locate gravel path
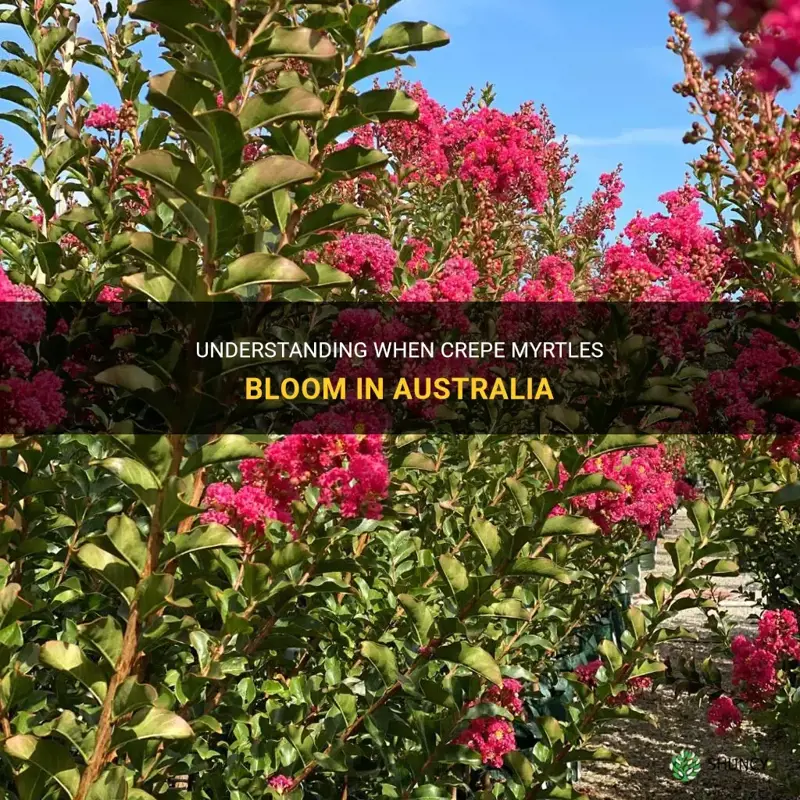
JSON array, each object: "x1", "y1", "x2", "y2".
[{"x1": 575, "y1": 511, "x2": 799, "y2": 800}]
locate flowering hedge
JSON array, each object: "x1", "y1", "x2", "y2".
[{"x1": 2, "y1": 1, "x2": 800, "y2": 800}]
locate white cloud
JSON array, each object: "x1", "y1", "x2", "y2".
[{"x1": 567, "y1": 128, "x2": 687, "y2": 148}]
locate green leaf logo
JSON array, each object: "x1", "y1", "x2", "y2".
[{"x1": 670, "y1": 750, "x2": 702, "y2": 783}]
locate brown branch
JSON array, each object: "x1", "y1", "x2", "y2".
[{"x1": 74, "y1": 436, "x2": 186, "y2": 800}]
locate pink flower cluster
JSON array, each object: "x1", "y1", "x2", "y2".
[
  {"x1": 697, "y1": 328, "x2": 800, "y2": 435},
  {"x1": 200, "y1": 408, "x2": 390, "y2": 541},
  {"x1": 267, "y1": 774, "x2": 294, "y2": 794},
  {"x1": 707, "y1": 695, "x2": 743, "y2": 735},
  {"x1": 200, "y1": 483, "x2": 292, "y2": 540},
  {"x1": 575, "y1": 659, "x2": 604, "y2": 688},
  {"x1": 594, "y1": 186, "x2": 731, "y2": 301},
  {"x1": 553, "y1": 443, "x2": 682, "y2": 539},
  {"x1": 442, "y1": 104, "x2": 551, "y2": 211},
  {"x1": 728, "y1": 609, "x2": 800, "y2": 709},
  {"x1": 372, "y1": 81, "x2": 450, "y2": 185},
  {"x1": 399, "y1": 256, "x2": 480, "y2": 306},
  {"x1": 452, "y1": 717, "x2": 516, "y2": 768},
  {"x1": 323, "y1": 234, "x2": 398, "y2": 292},
  {"x1": 675, "y1": 1, "x2": 800, "y2": 91},
  {"x1": 85, "y1": 104, "x2": 120, "y2": 132},
  {"x1": 453, "y1": 680, "x2": 527, "y2": 767},
  {"x1": 0, "y1": 270, "x2": 65, "y2": 433},
  {"x1": 503, "y1": 256, "x2": 576, "y2": 303},
  {"x1": 568, "y1": 168, "x2": 625, "y2": 247},
  {"x1": 477, "y1": 678, "x2": 525, "y2": 717},
  {"x1": 349, "y1": 79, "x2": 559, "y2": 213}
]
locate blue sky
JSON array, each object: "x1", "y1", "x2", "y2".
[
  {"x1": 0, "y1": 1, "x2": 776, "y2": 223},
  {"x1": 385, "y1": 0, "x2": 705, "y2": 220}
]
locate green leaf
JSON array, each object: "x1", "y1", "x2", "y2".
[
  {"x1": 598, "y1": 639, "x2": 623, "y2": 672},
  {"x1": 187, "y1": 24, "x2": 242, "y2": 103},
  {"x1": 78, "y1": 617, "x2": 123, "y2": 669},
  {"x1": 195, "y1": 109, "x2": 246, "y2": 179},
  {"x1": 565, "y1": 747, "x2": 626, "y2": 765},
  {"x1": 87, "y1": 767, "x2": 128, "y2": 800},
  {"x1": 366, "y1": 21, "x2": 450, "y2": 56},
  {"x1": 530, "y1": 440, "x2": 558, "y2": 484},
  {"x1": 664, "y1": 532, "x2": 694, "y2": 576},
  {"x1": 95, "y1": 365, "x2": 165, "y2": 395},
  {"x1": 0, "y1": 210, "x2": 38, "y2": 235},
  {"x1": 626, "y1": 606, "x2": 647, "y2": 639},
  {"x1": 76, "y1": 544, "x2": 138, "y2": 604},
  {"x1": 345, "y1": 53, "x2": 416, "y2": 87},
  {"x1": 228, "y1": 156, "x2": 317, "y2": 206},
  {"x1": 215, "y1": 254, "x2": 310, "y2": 293},
  {"x1": 508, "y1": 557, "x2": 572, "y2": 584},
  {"x1": 207, "y1": 195, "x2": 245, "y2": 260},
  {"x1": 301, "y1": 262, "x2": 354, "y2": 288},
  {"x1": 147, "y1": 69, "x2": 215, "y2": 132},
  {"x1": 772, "y1": 482, "x2": 800, "y2": 507},
  {"x1": 437, "y1": 554, "x2": 469, "y2": 594},
  {"x1": 321, "y1": 145, "x2": 388, "y2": 175},
  {"x1": 506, "y1": 750, "x2": 534, "y2": 786},
  {"x1": 0, "y1": 583, "x2": 28, "y2": 628},
  {"x1": 181, "y1": 435, "x2": 266, "y2": 476},
  {"x1": 141, "y1": 116, "x2": 171, "y2": 150},
  {"x1": 539, "y1": 716, "x2": 565, "y2": 745},
  {"x1": 113, "y1": 677, "x2": 158, "y2": 719},
  {"x1": 162, "y1": 524, "x2": 242, "y2": 563},
  {"x1": 36, "y1": 26, "x2": 73, "y2": 67},
  {"x1": 505, "y1": 478, "x2": 531, "y2": 522},
  {"x1": 438, "y1": 744, "x2": 482, "y2": 767},
  {"x1": 693, "y1": 559, "x2": 739, "y2": 577},
  {"x1": 12, "y1": 165, "x2": 54, "y2": 218},
  {"x1": 40, "y1": 641, "x2": 108, "y2": 703},
  {"x1": 360, "y1": 641, "x2": 398, "y2": 687},
  {"x1": 638, "y1": 386, "x2": 697, "y2": 413},
  {"x1": 437, "y1": 642, "x2": 502, "y2": 686},
  {"x1": 50, "y1": 711, "x2": 94, "y2": 764},
  {"x1": 94, "y1": 458, "x2": 161, "y2": 511},
  {"x1": 565, "y1": 472, "x2": 623, "y2": 497},
  {"x1": 130, "y1": 0, "x2": 208, "y2": 42},
  {"x1": 297, "y1": 203, "x2": 368, "y2": 237},
  {"x1": 397, "y1": 593, "x2": 434, "y2": 641},
  {"x1": 137, "y1": 573, "x2": 177, "y2": 618},
  {"x1": 471, "y1": 518, "x2": 500, "y2": 558},
  {"x1": 106, "y1": 514, "x2": 147, "y2": 575},
  {"x1": 123, "y1": 273, "x2": 193, "y2": 304},
  {"x1": 45, "y1": 139, "x2": 87, "y2": 181},
  {"x1": 630, "y1": 660, "x2": 666, "y2": 678},
  {"x1": 541, "y1": 515, "x2": 600, "y2": 536},
  {"x1": 1, "y1": 113, "x2": 44, "y2": 152},
  {"x1": 477, "y1": 599, "x2": 529, "y2": 620},
  {"x1": 125, "y1": 231, "x2": 199, "y2": 300},
  {"x1": 112, "y1": 707, "x2": 193, "y2": 748},
  {"x1": 127, "y1": 150, "x2": 209, "y2": 237},
  {"x1": 248, "y1": 26, "x2": 337, "y2": 61},
  {"x1": 356, "y1": 89, "x2": 418, "y2": 121},
  {"x1": 402, "y1": 452, "x2": 438, "y2": 471},
  {"x1": 0, "y1": 85, "x2": 37, "y2": 112},
  {"x1": 270, "y1": 542, "x2": 311, "y2": 574},
  {"x1": 239, "y1": 87, "x2": 324, "y2": 132},
  {"x1": 591, "y1": 434, "x2": 659, "y2": 456},
  {"x1": 4, "y1": 736, "x2": 81, "y2": 799}
]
